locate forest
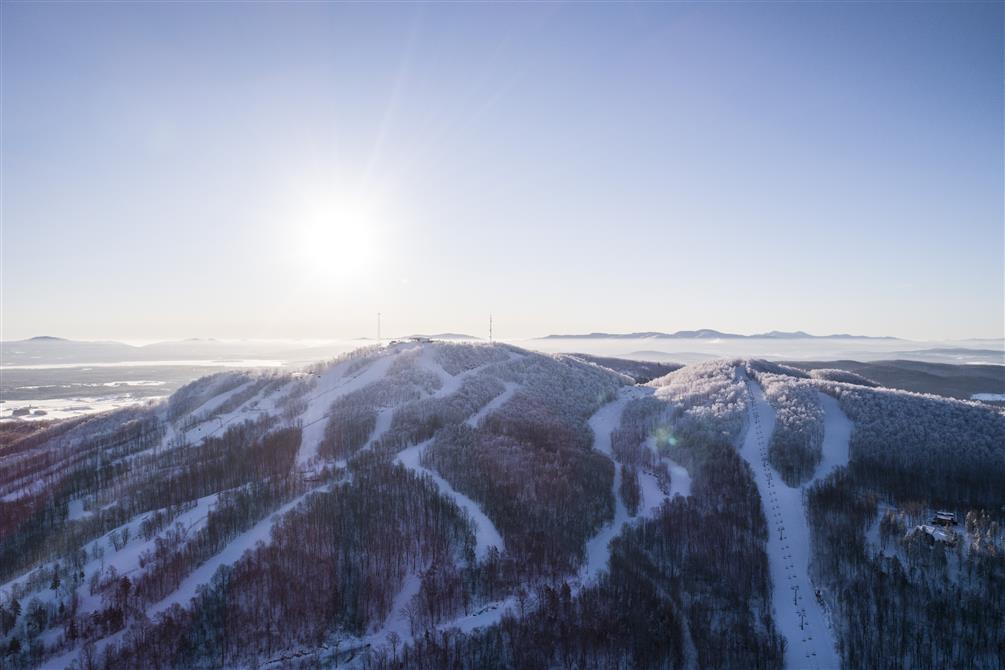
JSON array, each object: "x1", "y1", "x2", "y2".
[{"x1": 0, "y1": 343, "x2": 1002, "y2": 670}]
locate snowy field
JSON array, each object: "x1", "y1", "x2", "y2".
[{"x1": 0, "y1": 394, "x2": 168, "y2": 421}]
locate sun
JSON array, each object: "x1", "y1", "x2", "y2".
[{"x1": 292, "y1": 193, "x2": 382, "y2": 284}]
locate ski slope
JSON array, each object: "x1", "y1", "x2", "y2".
[
  {"x1": 147, "y1": 488, "x2": 320, "y2": 617},
  {"x1": 465, "y1": 382, "x2": 520, "y2": 428},
  {"x1": 373, "y1": 571, "x2": 423, "y2": 642},
  {"x1": 181, "y1": 380, "x2": 278, "y2": 445},
  {"x1": 296, "y1": 351, "x2": 404, "y2": 466},
  {"x1": 815, "y1": 391, "x2": 852, "y2": 479},
  {"x1": 438, "y1": 594, "x2": 519, "y2": 633},
  {"x1": 396, "y1": 440, "x2": 504, "y2": 560},
  {"x1": 579, "y1": 387, "x2": 693, "y2": 586},
  {"x1": 642, "y1": 433, "x2": 692, "y2": 502},
  {"x1": 738, "y1": 373, "x2": 850, "y2": 670},
  {"x1": 362, "y1": 407, "x2": 395, "y2": 452},
  {"x1": 578, "y1": 392, "x2": 633, "y2": 585}
]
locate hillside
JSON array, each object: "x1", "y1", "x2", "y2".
[
  {"x1": 1, "y1": 344, "x2": 1002, "y2": 669},
  {"x1": 782, "y1": 359, "x2": 1005, "y2": 401}
]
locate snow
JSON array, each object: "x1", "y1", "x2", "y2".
[
  {"x1": 816, "y1": 391, "x2": 852, "y2": 477},
  {"x1": 147, "y1": 489, "x2": 319, "y2": 618},
  {"x1": 45, "y1": 629, "x2": 128, "y2": 670},
  {"x1": 1, "y1": 395, "x2": 167, "y2": 422},
  {"x1": 1, "y1": 478, "x2": 47, "y2": 502},
  {"x1": 465, "y1": 382, "x2": 519, "y2": 428},
  {"x1": 438, "y1": 595, "x2": 518, "y2": 633},
  {"x1": 388, "y1": 357, "x2": 522, "y2": 561},
  {"x1": 371, "y1": 571, "x2": 423, "y2": 645},
  {"x1": 296, "y1": 350, "x2": 405, "y2": 466},
  {"x1": 67, "y1": 499, "x2": 93, "y2": 521},
  {"x1": 664, "y1": 458, "x2": 692, "y2": 498},
  {"x1": 416, "y1": 346, "x2": 459, "y2": 396},
  {"x1": 637, "y1": 470, "x2": 667, "y2": 515},
  {"x1": 579, "y1": 387, "x2": 693, "y2": 586},
  {"x1": 72, "y1": 495, "x2": 221, "y2": 614},
  {"x1": 0, "y1": 492, "x2": 222, "y2": 658},
  {"x1": 396, "y1": 440, "x2": 504, "y2": 560},
  {"x1": 421, "y1": 346, "x2": 524, "y2": 402},
  {"x1": 578, "y1": 393, "x2": 632, "y2": 585},
  {"x1": 642, "y1": 435, "x2": 692, "y2": 501},
  {"x1": 191, "y1": 379, "x2": 256, "y2": 422},
  {"x1": 305, "y1": 344, "x2": 520, "y2": 464},
  {"x1": 424, "y1": 379, "x2": 693, "y2": 653},
  {"x1": 124, "y1": 380, "x2": 285, "y2": 465},
  {"x1": 363, "y1": 407, "x2": 395, "y2": 450},
  {"x1": 181, "y1": 380, "x2": 281, "y2": 445},
  {"x1": 362, "y1": 351, "x2": 525, "y2": 649},
  {"x1": 737, "y1": 374, "x2": 849, "y2": 670},
  {"x1": 972, "y1": 393, "x2": 1005, "y2": 401}
]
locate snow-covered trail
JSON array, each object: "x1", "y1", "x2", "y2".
[
  {"x1": 391, "y1": 359, "x2": 526, "y2": 560},
  {"x1": 372, "y1": 376, "x2": 523, "y2": 646},
  {"x1": 578, "y1": 393, "x2": 633, "y2": 585},
  {"x1": 641, "y1": 434, "x2": 692, "y2": 506},
  {"x1": 1, "y1": 495, "x2": 220, "y2": 608},
  {"x1": 188, "y1": 379, "x2": 257, "y2": 423},
  {"x1": 369, "y1": 348, "x2": 526, "y2": 453},
  {"x1": 376, "y1": 381, "x2": 691, "y2": 652},
  {"x1": 37, "y1": 494, "x2": 229, "y2": 670},
  {"x1": 815, "y1": 391, "x2": 852, "y2": 479},
  {"x1": 296, "y1": 351, "x2": 407, "y2": 467},
  {"x1": 298, "y1": 344, "x2": 518, "y2": 467},
  {"x1": 396, "y1": 440, "x2": 504, "y2": 560},
  {"x1": 465, "y1": 382, "x2": 519, "y2": 428},
  {"x1": 363, "y1": 407, "x2": 395, "y2": 451},
  {"x1": 579, "y1": 387, "x2": 694, "y2": 586},
  {"x1": 436, "y1": 594, "x2": 519, "y2": 634},
  {"x1": 373, "y1": 571, "x2": 423, "y2": 641},
  {"x1": 739, "y1": 375, "x2": 849, "y2": 670},
  {"x1": 181, "y1": 381, "x2": 280, "y2": 445},
  {"x1": 664, "y1": 459, "x2": 692, "y2": 498},
  {"x1": 420, "y1": 348, "x2": 526, "y2": 402},
  {"x1": 147, "y1": 487, "x2": 322, "y2": 618},
  {"x1": 416, "y1": 346, "x2": 461, "y2": 397}
]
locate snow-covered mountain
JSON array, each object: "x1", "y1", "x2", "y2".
[{"x1": 1, "y1": 342, "x2": 1002, "y2": 669}]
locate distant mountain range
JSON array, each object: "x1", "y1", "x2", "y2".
[
  {"x1": 540, "y1": 330, "x2": 900, "y2": 340},
  {"x1": 0, "y1": 334, "x2": 481, "y2": 367},
  {"x1": 1, "y1": 336, "x2": 298, "y2": 366}
]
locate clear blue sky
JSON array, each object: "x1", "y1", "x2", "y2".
[{"x1": 2, "y1": 1, "x2": 1002, "y2": 341}]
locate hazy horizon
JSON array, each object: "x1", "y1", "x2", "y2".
[
  {"x1": 3, "y1": 2, "x2": 1003, "y2": 343},
  {"x1": 4, "y1": 330, "x2": 1005, "y2": 347}
]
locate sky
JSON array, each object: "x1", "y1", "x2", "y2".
[{"x1": 2, "y1": 1, "x2": 1002, "y2": 342}]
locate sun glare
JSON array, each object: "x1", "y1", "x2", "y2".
[{"x1": 292, "y1": 193, "x2": 382, "y2": 284}]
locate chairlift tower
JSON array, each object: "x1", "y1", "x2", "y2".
[
  {"x1": 377, "y1": 312, "x2": 381, "y2": 344},
  {"x1": 489, "y1": 314, "x2": 493, "y2": 343}
]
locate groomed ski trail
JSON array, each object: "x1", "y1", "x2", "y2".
[
  {"x1": 395, "y1": 439, "x2": 504, "y2": 561},
  {"x1": 739, "y1": 373, "x2": 850, "y2": 670}
]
